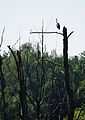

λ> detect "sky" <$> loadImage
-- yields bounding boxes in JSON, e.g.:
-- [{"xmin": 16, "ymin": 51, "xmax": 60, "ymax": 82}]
[{"xmin": 0, "ymin": 0, "xmax": 85, "ymax": 56}]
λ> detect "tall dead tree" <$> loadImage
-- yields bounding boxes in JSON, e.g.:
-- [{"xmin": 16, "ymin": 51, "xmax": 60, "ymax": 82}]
[
  {"xmin": 8, "ymin": 46, "xmax": 28, "ymax": 120},
  {"xmin": 0, "ymin": 56, "xmax": 7, "ymax": 120},
  {"xmin": 0, "ymin": 27, "xmax": 7, "ymax": 120},
  {"xmin": 30, "ymin": 21, "xmax": 74, "ymax": 120},
  {"xmin": 63, "ymin": 26, "xmax": 74, "ymax": 120}
]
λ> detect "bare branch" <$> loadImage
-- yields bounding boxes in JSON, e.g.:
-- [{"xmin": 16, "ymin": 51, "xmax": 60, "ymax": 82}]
[
  {"xmin": 44, "ymin": 59, "xmax": 63, "ymax": 67},
  {"xmin": 0, "ymin": 26, "xmax": 5, "ymax": 47},
  {"xmin": 67, "ymin": 31, "xmax": 74, "ymax": 38}
]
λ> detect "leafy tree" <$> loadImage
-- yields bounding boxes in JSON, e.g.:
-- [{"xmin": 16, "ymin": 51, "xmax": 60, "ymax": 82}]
[{"xmin": 0, "ymin": 41, "xmax": 85, "ymax": 120}]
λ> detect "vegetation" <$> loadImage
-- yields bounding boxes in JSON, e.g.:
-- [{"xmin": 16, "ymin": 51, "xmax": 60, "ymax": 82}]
[
  {"xmin": 0, "ymin": 25, "xmax": 84, "ymax": 120},
  {"xmin": 0, "ymin": 41, "xmax": 85, "ymax": 120}
]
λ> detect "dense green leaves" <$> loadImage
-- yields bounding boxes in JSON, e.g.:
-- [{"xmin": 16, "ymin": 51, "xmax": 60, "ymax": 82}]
[{"xmin": 0, "ymin": 42, "xmax": 85, "ymax": 119}]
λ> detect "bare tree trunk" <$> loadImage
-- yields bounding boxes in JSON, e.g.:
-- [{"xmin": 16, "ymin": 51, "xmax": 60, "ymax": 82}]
[
  {"xmin": 8, "ymin": 46, "xmax": 28, "ymax": 120},
  {"xmin": 63, "ymin": 27, "xmax": 74, "ymax": 120},
  {"xmin": 17, "ymin": 51, "xmax": 27, "ymax": 120},
  {"xmin": 0, "ymin": 56, "xmax": 7, "ymax": 120}
]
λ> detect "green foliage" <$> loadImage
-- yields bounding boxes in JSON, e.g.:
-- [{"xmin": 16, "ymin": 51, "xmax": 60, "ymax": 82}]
[
  {"xmin": 74, "ymin": 106, "xmax": 85, "ymax": 120},
  {"xmin": 0, "ymin": 42, "xmax": 85, "ymax": 119},
  {"xmin": 77, "ymin": 80, "xmax": 85, "ymax": 104}
]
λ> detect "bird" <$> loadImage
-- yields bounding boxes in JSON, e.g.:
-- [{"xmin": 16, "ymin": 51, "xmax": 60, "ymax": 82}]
[
  {"xmin": 56, "ymin": 18, "xmax": 60, "ymax": 30},
  {"xmin": 57, "ymin": 22, "xmax": 60, "ymax": 30}
]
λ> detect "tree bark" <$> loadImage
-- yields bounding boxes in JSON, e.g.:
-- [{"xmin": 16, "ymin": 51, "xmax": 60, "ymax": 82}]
[
  {"xmin": 8, "ymin": 46, "xmax": 28, "ymax": 120},
  {"xmin": 63, "ymin": 27, "xmax": 74, "ymax": 120},
  {"xmin": 0, "ymin": 56, "xmax": 7, "ymax": 120}
]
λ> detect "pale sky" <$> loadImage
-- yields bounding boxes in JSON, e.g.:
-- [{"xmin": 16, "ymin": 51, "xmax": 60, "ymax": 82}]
[{"xmin": 0, "ymin": 0, "xmax": 85, "ymax": 56}]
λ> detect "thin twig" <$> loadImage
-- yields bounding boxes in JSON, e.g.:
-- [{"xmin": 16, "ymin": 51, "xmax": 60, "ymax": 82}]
[
  {"xmin": 67, "ymin": 31, "xmax": 74, "ymax": 38},
  {"xmin": 0, "ymin": 26, "xmax": 5, "ymax": 47}
]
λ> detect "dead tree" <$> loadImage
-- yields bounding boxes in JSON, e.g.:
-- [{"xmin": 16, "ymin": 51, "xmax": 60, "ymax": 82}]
[
  {"xmin": 63, "ymin": 26, "xmax": 74, "ymax": 120},
  {"xmin": 30, "ymin": 22, "xmax": 74, "ymax": 120},
  {"xmin": 0, "ymin": 27, "xmax": 7, "ymax": 120},
  {"xmin": 0, "ymin": 56, "xmax": 7, "ymax": 120},
  {"xmin": 8, "ymin": 46, "xmax": 28, "ymax": 120}
]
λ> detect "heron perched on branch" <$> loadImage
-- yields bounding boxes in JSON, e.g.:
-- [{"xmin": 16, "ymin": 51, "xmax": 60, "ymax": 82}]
[{"xmin": 56, "ymin": 18, "xmax": 60, "ymax": 30}]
